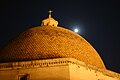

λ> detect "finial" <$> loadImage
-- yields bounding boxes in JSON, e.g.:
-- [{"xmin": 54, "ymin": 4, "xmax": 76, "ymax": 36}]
[
  {"xmin": 41, "ymin": 10, "xmax": 58, "ymax": 26},
  {"xmin": 48, "ymin": 10, "xmax": 53, "ymax": 18}
]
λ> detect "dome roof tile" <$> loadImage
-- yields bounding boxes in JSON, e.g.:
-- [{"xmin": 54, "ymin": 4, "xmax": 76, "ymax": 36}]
[{"xmin": 0, "ymin": 25, "xmax": 105, "ymax": 69}]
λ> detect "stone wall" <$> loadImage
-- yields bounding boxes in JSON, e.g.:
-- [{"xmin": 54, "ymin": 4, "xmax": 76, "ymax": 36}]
[
  {"xmin": 0, "ymin": 58, "xmax": 119, "ymax": 80},
  {"xmin": 69, "ymin": 63, "xmax": 119, "ymax": 80}
]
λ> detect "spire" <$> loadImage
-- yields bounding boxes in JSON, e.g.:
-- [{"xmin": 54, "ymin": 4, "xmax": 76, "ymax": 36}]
[
  {"xmin": 48, "ymin": 10, "xmax": 53, "ymax": 18},
  {"xmin": 41, "ymin": 10, "xmax": 58, "ymax": 26}
]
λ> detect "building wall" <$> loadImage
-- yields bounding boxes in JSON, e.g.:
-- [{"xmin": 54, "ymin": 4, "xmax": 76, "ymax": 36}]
[
  {"xmin": 0, "ymin": 58, "xmax": 71, "ymax": 80},
  {"xmin": 0, "ymin": 66, "xmax": 70, "ymax": 80},
  {"xmin": 69, "ymin": 63, "xmax": 119, "ymax": 80},
  {"xmin": 0, "ymin": 58, "xmax": 119, "ymax": 80}
]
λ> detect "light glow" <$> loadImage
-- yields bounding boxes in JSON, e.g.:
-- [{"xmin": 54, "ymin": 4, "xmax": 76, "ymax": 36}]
[{"xmin": 74, "ymin": 28, "xmax": 79, "ymax": 33}]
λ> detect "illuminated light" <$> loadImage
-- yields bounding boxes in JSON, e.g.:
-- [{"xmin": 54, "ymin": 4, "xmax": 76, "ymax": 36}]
[{"xmin": 74, "ymin": 28, "xmax": 79, "ymax": 33}]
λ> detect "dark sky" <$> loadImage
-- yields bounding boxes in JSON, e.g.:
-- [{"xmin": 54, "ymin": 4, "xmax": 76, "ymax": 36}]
[{"xmin": 0, "ymin": 0, "xmax": 120, "ymax": 73}]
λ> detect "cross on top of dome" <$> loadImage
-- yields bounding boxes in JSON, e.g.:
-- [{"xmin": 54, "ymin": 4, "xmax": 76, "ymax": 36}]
[
  {"xmin": 48, "ymin": 10, "xmax": 53, "ymax": 18},
  {"xmin": 41, "ymin": 10, "xmax": 58, "ymax": 26}
]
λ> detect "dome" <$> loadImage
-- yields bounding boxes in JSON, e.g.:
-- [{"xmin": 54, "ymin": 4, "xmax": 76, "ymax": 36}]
[
  {"xmin": 0, "ymin": 11, "xmax": 106, "ymax": 69},
  {"xmin": 0, "ymin": 25, "xmax": 105, "ymax": 69}
]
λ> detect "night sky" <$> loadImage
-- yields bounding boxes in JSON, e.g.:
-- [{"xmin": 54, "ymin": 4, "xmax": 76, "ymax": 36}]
[{"xmin": 0, "ymin": 0, "xmax": 120, "ymax": 73}]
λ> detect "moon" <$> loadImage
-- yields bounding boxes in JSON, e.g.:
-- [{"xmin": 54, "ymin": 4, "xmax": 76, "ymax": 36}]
[{"xmin": 74, "ymin": 28, "xmax": 79, "ymax": 33}]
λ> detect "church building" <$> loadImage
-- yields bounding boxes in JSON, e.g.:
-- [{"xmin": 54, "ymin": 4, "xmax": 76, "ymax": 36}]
[{"xmin": 0, "ymin": 11, "xmax": 120, "ymax": 80}]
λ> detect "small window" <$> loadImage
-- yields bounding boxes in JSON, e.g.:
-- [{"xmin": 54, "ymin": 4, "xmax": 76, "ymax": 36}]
[{"xmin": 19, "ymin": 74, "xmax": 29, "ymax": 80}]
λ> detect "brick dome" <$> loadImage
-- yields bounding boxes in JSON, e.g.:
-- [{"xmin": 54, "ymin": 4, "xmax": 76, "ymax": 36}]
[{"xmin": 0, "ymin": 25, "xmax": 105, "ymax": 69}]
